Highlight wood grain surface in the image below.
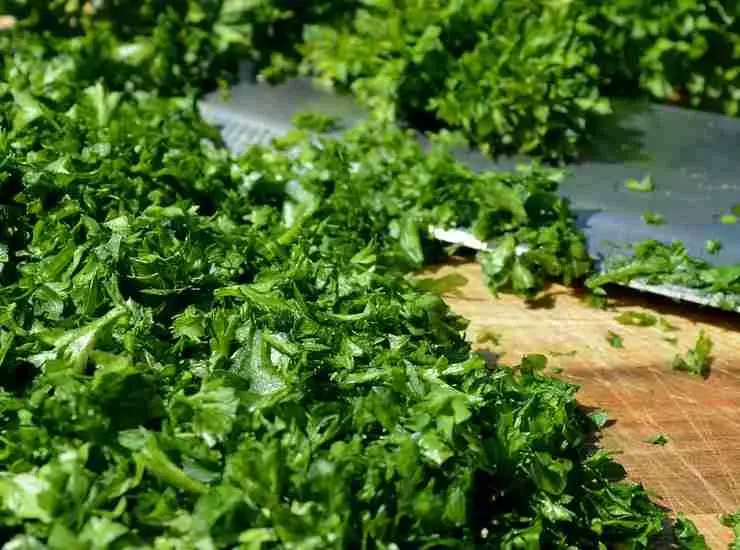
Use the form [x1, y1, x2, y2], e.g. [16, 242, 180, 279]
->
[423, 260, 740, 549]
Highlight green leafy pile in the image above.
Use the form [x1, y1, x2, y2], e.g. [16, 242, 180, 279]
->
[297, 0, 608, 160]
[5, 1, 740, 159]
[0, 22, 672, 548]
[592, 0, 740, 115]
[0, 0, 346, 96]
[293, 0, 740, 159]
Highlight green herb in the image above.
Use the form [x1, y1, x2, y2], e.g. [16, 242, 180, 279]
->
[8, 0, 740, 162]
[625, 175, 655, 193]
[721, 214, 739, 225]
[2, 3, 728, 547]
[292, 111, 340, 133]
[658, 318, 679, 332]
[645, 434, 669, 446]
[589, 410, 610, 429]
[607, 331, 624, 348]
[672, 330, 713, 378]
[642, 210, 665, 225]
[0, 67, 666, 550]
[290, 2, 740, 159]
[615, 311, 658, 327]
[297, 0, 607, 160]
[705, 239, 722, 254]
[673, 513, 709, 549]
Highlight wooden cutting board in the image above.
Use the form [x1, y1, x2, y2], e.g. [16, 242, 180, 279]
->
[424, 260, 740, 548]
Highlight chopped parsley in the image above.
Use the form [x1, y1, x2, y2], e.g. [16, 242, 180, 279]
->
[625, 175, 655, 193]
[607, 331, 624, 348]
[705, 239, 722, 254]
[615, 311, 659, 327]
[0, 2, 734, 547]
[642, 210, 665, 225]
[645, 434, 670, 446]
[672, 330, 714, 378]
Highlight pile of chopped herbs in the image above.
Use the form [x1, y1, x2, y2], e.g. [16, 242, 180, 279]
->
[0, 10, 664, 550]
[291, 0, 740, 160]
[4, 1, 740, 159]
[0, 2, 737, 548]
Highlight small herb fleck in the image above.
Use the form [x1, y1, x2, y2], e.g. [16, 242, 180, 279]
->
[615, 311, 658, 327]
[625, 174, 654, 193]
[705, 239, 722, 254]
[606, 331, 624, 348]
[720, 214, 738, 225]
[642, 210, 665, 225]
[589, 410, 610, 429]
[673, 512, 709, 549]
[645, 434, 669, 446]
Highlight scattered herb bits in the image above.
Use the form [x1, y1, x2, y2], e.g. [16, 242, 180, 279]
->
[1, 1, 738, 547]
[673, 513, 710, 549]
[589, 410, 611, 429]
[0, 43, 667, 550]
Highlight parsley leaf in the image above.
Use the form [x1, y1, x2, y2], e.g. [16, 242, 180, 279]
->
[673, 513, 710, 549]
[645, 434, 670, 446]
[705, 239, 722, 254]
[642, 210, 665, 225]
[625, 175, 655, 193]
[672, 330, 713, 378]
[615, 311, 658, 327]
[607, 331, 624, 348]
